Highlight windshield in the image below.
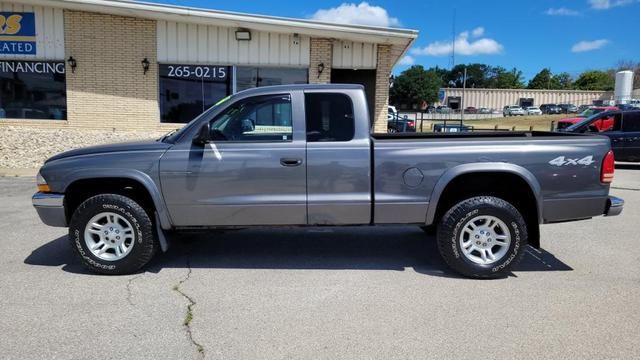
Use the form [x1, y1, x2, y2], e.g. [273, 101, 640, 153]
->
[162, 95, 233, 143]
[578, 108, 604, 118]
[565, 111, 612, 131]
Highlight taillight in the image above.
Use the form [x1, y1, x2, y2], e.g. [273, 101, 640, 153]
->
[408, 120, 415, 128]
[601, 150, 615, 184]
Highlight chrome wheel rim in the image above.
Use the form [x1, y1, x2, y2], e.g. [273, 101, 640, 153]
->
[459, 215, 511, 265]
[84, 212, 135, 261]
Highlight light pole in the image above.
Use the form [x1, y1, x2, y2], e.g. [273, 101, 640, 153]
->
[460, 66, 467, 125]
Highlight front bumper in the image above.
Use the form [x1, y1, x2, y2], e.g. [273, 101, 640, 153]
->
[32, 192, 67, 227]
[604, 196, 624, 217]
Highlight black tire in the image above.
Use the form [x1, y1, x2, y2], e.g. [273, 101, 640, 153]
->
[436, 196, 527, 279]
[68, 194, 157, 275]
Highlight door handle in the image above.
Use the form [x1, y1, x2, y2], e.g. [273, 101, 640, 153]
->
[280, 158, 302, 167]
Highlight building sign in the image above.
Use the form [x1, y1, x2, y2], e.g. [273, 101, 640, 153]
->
[0, 60, 65, 74]
[0, 12, 36, 55]
[159, 64, 228, 81]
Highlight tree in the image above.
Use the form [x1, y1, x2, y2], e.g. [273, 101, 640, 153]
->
[445, 63, 491, 88]
[573, 70, 614, 91]
[491, 67, 525, 89]
[390, 65, 442, 108]
[527, 68, 553, 89]
[553, 72, 573, 89]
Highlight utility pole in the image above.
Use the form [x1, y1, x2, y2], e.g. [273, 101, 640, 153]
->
[451, 9, 456, 67]
[461, 66, 467, 124]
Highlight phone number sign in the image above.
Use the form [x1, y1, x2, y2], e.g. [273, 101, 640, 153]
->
[0, 12, 36, 55]
[160, 64, 229, 81]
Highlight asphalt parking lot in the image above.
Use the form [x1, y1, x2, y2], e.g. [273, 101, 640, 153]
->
[1, 166, 639, 360]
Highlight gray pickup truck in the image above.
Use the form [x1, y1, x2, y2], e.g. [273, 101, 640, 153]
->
[33, 84, 623, 278]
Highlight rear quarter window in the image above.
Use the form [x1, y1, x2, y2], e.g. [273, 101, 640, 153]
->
[305, 93, 355, 142]
[622, 112, 640, 132]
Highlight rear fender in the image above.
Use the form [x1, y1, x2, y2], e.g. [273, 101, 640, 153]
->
[425, 162, 543, 225]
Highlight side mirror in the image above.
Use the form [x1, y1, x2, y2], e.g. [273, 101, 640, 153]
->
[241, 119, 255, 133]
[193, 122, 211, 145]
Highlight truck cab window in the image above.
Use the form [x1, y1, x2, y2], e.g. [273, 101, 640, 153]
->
[209, 94, 292, 141]
[622, 112, 640, 132]
[305, 93, 355, 142]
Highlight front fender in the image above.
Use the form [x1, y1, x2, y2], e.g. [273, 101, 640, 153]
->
[425, 162, 543, 225]
[60, 168, 173, 230]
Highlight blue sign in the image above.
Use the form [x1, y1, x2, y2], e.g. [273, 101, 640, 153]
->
[0, 12, 36, 55]
[438, 88, 446, 102]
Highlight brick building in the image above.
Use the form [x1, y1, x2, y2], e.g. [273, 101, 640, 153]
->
[0, 0, 417, 134]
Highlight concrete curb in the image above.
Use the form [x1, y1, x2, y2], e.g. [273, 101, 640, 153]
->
[0, 168, 38, 177]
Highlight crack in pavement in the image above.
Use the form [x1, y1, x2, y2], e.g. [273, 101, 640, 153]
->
[125, 274, 143, 306]
[173, 250, 205, 359]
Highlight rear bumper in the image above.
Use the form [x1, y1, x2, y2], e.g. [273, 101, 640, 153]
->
[32, 192, 67, 227]
[604, 196, 624, 217]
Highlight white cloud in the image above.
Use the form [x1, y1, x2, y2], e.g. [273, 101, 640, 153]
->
[571, 39, 610, 52]
[398, 55, 415, 66]
[545, 7, 581, 16]
[471, 27, 485, 37]
[309, 2, 399, 27]
[410, 28, 503, 57]
[589, 0, 637, 9]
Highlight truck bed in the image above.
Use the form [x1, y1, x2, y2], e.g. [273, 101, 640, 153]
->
[371, 130, 612, 225]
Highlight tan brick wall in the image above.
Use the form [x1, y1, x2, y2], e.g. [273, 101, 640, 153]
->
[64, 10, 159, 131]
[308, 38, 332, 84]
[373, 45, 392, 133]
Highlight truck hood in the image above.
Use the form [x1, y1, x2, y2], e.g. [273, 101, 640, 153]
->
[45, 140, 172, 163]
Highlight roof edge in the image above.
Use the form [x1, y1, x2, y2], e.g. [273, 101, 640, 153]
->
[14, 0, 418, 45]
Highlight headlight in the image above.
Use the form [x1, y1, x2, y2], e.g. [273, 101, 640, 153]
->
[36, 171, 50, 193]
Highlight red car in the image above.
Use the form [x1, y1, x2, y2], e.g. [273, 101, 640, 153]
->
[556, 106, 619, 131]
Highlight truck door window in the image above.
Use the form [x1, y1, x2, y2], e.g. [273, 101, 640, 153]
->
[621, 112, 640, 132]
[305, 93, 355, 142]
[601, 113, 622, 132]
[209, 94, 293, 141]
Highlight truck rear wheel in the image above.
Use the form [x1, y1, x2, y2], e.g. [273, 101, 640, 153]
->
[436, 196, 527, 279]
[68, 194, 157, 275]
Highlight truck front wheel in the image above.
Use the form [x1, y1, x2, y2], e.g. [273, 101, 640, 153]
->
[436, 196, 527, 278]
[68, 194, 157, 275]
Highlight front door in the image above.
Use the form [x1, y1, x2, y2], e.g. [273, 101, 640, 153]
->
[160, 92, 308, 226]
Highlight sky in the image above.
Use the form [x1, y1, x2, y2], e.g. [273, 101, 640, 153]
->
[147, 0, 639, 81]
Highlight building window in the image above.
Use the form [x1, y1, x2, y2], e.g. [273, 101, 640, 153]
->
[159, 64, 231, 123]
[0, 60, 66, 120]
[236, 67, 308, 92]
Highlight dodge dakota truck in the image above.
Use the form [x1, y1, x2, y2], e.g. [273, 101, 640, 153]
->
[32, 84, 624, 278]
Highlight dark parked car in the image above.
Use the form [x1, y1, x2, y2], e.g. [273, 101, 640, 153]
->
[464, 107, 478, 114]
[540, 104, 562, 114]
[432, 123, 472, 132]
[388, 113, 416, 133]
[616, 104, 638, 111]
[561, 110, 640, 162]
